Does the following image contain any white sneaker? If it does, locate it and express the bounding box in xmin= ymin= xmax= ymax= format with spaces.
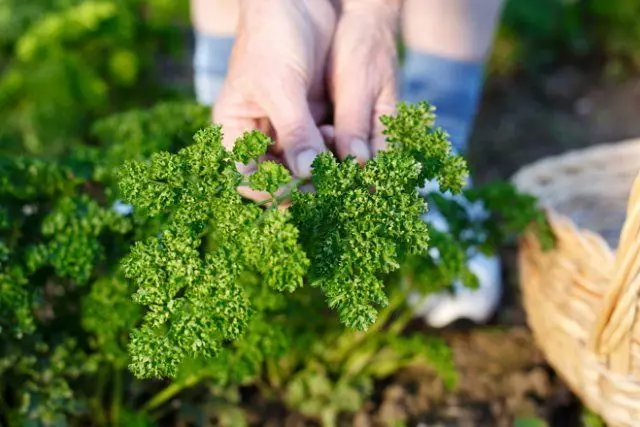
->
xmin=408 ymin=179 xmax=503 ymax=328
xmin=113 ymin=200 xmax=133 ymax=216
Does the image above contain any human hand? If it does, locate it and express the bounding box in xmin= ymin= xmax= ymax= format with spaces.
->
xmin=328 ymin=0 xmax=401 ymax=162
xmin=213 ymin=0 xmax=337 ymax=202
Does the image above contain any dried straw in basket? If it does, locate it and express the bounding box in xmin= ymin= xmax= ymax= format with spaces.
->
xmin=512 ymin=138 xmax=640 ymax=427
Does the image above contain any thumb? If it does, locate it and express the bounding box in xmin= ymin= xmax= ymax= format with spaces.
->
xmin=261 ymin=80 xmax=328 ymax=178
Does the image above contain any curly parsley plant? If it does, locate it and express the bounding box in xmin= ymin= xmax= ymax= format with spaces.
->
xmin=118 ymin=102 xmax=468 ymax=379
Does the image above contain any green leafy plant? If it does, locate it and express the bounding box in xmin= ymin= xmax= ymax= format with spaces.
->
xmin=0 ymin=0 xmax=190 ymax=157
xmin=514 ymin=417 xmax=550 ymax=427
xmin=581 ymin=407 xmax=605 ymax=427
xmin=492 ymin=0 xmax=640 ymax=75
xmin=0 ymin=101 xmax=552 ymax=426
xmin=117 ymin=102 xmax=466 ymax=379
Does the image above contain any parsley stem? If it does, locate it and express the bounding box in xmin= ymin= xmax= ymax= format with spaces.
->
xmin=244 ymin=177 xmax=310 ymax=204
xmin=266 ymin=359 xmax=283 ymax=389
xmin=388 ymin=309 xmax=414 ymax=335
xmin=370 ymin=286 xmax=410 ymax=334
xmin=0 ymin=381 xmax=12 ymax=424
xmin=142 ymin=374 xmax=200 ymax=412
xmin=254 ymin=177 xmax=310 ymax=209
xmin=328 ymin=276 xmax=412 ymax=364
xmin=110 ymin=368 xmax=123 ymax=425
xmin=92 ymin=368 xmax=108 ymax=426
xmin=383 ymin=276 xmax=415 ymax=335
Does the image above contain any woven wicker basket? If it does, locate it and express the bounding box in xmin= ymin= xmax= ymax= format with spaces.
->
xmin=512 ymin=139 xmax=640 ymax=427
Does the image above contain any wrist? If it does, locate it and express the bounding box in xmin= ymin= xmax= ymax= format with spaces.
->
xmin=240 ymin=0 xmax=336 ymax=11
xmin=341 ymin=0 xmax=402 ymax=11
xmin=340 ymin=0 xmax=402 ymax=28
xmin=191 ymin=0 xmax=239 ymax=36
xmin=239 ymin=0 xmax=337 ymax=26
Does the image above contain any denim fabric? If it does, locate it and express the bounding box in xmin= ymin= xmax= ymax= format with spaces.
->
xmin=401 ymin=50 xmax=484 ymax=154
xmin=193 ymin=32 xmax=235 ymax=105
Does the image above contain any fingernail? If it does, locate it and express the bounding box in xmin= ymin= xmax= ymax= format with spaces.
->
xmin=350 ymin=139 xmax=371 ymax=163
xmin=295 ymin=149 xmax=319 ymax=178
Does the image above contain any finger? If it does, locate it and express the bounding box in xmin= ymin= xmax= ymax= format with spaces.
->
xmin=237 ymin=186 xmax=271 ymax=203
xmin=213 ymin=120 xmax=259 ymax=175
xmin=260 ymin=79 xmax=328 ymax=179
xmin=213 ymin=94 xmax=261 ymax=151
xmin=331 ymin=72 xmax=375 ymax=164
xmin=213 ymin=89 xmax=264 ymax=173
xmin=238 ymin=165 xmax=295 ymax=205
xmin=371 ymin=82 xmax=397 ymax=155
xmin=213 ymin=90 xmax=271 ymax=203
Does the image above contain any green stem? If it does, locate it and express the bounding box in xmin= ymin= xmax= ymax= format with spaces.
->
xmin=142 ymin=375 xmax=200 ymax=413
xmin=111 ymin=368 xmax=123 ymax=426
xmin=0 ymin=381 xmax=11 ymax=421
xmin=84 ymin=369 xmax=108 ymax=427
xmin=255 ymin=377 xmax=276 ymax=400
xmin=256 ymin=197 xmax=275 ymax=207
xmin=266 ymin=358 xmax=285 ymax=390
xmin=386 ymin=274 xmax=421 ymax=336
xmin=91 ymin=368 xmax=108 ymax=426
xmin=341 ymin=344 xmax=378 ymax=380
xmin=322 ymin=409 xmax=338 ymax=427
xmin=255 ymin=177 xmax=310 ymax=212
xmin=388 ymin=309 xmax=414 ymax=335
xmin=330 ymin=281 xmax=409 ymax=362
xmin=372 ymin=287 xmax=409 ymax=334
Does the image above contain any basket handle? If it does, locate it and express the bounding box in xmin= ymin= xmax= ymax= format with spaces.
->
xmin=589 ymin=172 xmax=640 ymax=372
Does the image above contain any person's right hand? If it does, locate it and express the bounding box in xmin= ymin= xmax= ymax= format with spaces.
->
xmin=329 ymin=0 xmax=401 ymax=162
xmin=213 ymin=0 xmax=337 ymax=202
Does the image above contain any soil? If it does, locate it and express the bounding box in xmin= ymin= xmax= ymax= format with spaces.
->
xmin=470 ymin=68 xmax=640 ymax=185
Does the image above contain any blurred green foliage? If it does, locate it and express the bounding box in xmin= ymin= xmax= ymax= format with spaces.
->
xmin=0 ymin=0 xmax=191 ymax=157
xmin=493 ymin=0 xmax=640 ymax=76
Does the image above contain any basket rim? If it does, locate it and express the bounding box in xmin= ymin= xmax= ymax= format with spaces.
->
xmin=511 ymin=137 xmax=640 ymax=192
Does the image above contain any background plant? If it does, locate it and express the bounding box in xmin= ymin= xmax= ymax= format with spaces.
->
xmin=492 ymin=0 xmax=640 ymax=76
xmin=0 ymin=0 xmax=190 ymax=157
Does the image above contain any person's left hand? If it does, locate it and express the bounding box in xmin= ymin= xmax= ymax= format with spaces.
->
xmin=213 ymin=0 xmax=337 ymax=202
